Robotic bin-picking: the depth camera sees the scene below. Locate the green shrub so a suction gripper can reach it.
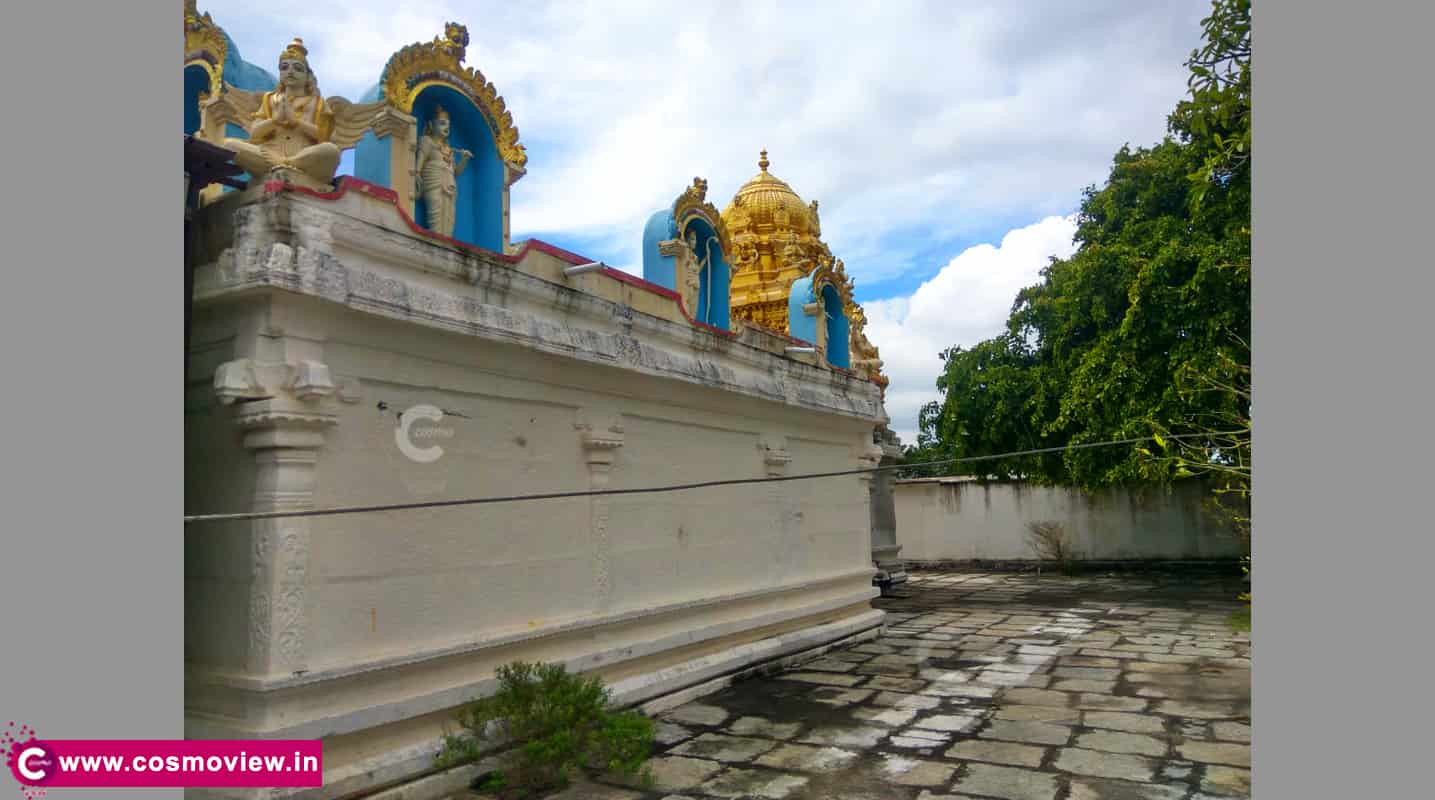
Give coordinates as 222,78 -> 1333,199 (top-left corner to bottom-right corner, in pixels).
436,661 -> 654,797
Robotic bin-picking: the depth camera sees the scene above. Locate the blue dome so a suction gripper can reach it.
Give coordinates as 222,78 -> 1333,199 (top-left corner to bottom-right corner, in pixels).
641,208 -> 679,291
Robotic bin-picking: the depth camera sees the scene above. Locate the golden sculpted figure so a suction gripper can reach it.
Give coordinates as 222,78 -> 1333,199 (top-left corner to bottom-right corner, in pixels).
414,107 -> 473,238
205,38 -> 383,191
848,305 -> 889,389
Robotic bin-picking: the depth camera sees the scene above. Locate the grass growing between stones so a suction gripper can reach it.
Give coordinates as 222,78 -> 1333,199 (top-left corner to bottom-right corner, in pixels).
1227,607 -> 1251,632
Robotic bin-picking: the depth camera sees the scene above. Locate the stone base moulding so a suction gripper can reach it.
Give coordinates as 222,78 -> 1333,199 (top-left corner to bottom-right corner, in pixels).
184,591 -> 884,800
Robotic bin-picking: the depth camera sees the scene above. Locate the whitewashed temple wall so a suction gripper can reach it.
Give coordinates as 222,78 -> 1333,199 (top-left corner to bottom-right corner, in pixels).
183,183 -> 887,800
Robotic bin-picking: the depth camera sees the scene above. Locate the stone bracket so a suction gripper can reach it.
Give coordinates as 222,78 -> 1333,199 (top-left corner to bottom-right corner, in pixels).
214,358 -> 337,409
576,409 -> 625,471
855,441 -> 884,484
759,435 -> 792,477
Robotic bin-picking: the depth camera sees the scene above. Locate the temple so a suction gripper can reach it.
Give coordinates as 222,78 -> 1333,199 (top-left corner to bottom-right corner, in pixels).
183,4 -> 902,798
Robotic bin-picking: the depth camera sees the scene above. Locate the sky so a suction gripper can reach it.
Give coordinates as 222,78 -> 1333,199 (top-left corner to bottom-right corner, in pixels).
201,0 -> 1211,443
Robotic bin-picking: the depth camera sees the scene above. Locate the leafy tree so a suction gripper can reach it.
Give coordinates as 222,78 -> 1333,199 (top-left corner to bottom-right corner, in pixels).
908,0 -> 1251,496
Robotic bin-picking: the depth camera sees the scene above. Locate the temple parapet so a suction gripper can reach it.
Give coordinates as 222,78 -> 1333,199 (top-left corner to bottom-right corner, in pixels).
190,179 -> 883,420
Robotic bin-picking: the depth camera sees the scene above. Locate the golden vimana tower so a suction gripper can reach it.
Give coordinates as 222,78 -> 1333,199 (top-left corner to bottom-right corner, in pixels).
721,151 -> 888,389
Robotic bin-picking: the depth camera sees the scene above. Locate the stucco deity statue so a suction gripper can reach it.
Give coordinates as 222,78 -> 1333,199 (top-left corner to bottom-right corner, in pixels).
414,107 -> 473,238
207,38 -> 382,191
679,230 -> 707,317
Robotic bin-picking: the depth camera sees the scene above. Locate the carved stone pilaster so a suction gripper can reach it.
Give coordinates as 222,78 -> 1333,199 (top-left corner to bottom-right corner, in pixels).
577,416 -> 624,610
503,163 -> 526,252
658,238 -> 702,318
759,435 -> 795,583
216,358 -> 338,680
868,427 -> 907,594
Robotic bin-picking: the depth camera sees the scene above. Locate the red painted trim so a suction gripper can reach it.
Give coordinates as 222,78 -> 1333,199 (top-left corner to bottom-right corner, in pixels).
270,177 -> 596,267
598,267 -> 738,338
600,266 -> 677,299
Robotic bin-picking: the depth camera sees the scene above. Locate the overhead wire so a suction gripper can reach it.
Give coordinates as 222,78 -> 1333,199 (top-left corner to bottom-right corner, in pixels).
183,430 -> 1246,525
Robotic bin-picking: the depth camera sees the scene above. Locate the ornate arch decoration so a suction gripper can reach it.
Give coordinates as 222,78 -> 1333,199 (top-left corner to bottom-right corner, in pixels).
378,23 -> 528,170
808,256 -> 854,308
672,177 -> 733,258
183,0 -> 227,97
668,177 -> 733,330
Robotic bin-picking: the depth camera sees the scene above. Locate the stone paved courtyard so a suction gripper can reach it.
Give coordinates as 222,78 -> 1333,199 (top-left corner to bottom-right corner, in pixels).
473,568 -> 1252,800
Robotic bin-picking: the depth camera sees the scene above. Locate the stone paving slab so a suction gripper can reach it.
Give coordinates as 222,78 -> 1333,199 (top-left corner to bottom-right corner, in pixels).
453,569 -> 1249,800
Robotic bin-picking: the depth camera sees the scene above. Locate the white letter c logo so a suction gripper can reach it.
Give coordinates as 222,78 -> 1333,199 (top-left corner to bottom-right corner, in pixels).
396,404 -> 445,463
17,746 -> 49,781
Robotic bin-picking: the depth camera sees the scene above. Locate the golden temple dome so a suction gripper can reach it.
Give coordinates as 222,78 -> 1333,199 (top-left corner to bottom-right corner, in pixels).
722,150 -> 819,238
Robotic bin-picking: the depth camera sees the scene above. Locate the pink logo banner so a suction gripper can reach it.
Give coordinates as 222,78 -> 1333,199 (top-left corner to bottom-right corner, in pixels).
7,739 -> 323,790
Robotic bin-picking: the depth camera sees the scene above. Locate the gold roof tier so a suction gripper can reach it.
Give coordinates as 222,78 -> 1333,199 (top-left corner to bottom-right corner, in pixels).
720,150 -> 888,390
724,150 -> 820,238
721,150 -> 833,334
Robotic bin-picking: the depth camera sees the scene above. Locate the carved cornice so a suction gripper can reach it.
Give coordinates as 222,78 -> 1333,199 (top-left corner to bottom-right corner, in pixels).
195,189 -> 886,421
379,22 -> 527,168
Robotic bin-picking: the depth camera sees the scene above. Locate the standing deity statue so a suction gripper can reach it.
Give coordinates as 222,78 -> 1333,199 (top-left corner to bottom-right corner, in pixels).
414,107 -> 473,238
206,38 -> 383,191
679,230 -> 709,318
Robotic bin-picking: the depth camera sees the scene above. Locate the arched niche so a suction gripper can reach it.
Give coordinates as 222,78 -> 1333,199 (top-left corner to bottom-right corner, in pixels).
184,64 -> 211,135
409,85 -> 505,251
786,276 -> 850,368
678,215 -> 731,330
821,283 -> 850,369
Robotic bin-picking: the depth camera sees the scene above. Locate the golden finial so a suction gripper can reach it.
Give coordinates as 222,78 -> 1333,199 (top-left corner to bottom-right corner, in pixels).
758,149 -> 769,172
281,37 -> 310,64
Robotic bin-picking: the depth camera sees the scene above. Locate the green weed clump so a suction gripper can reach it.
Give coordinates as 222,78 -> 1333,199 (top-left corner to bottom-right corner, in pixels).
436,661 -> 655,798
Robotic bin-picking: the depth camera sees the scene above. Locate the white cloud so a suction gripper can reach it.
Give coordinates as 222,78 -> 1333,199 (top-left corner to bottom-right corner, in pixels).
202,0 -> 1207,286
865,215 -> 1080,444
